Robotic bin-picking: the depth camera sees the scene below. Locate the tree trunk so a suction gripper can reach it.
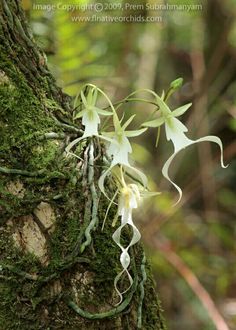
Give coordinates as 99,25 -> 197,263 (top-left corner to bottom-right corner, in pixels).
0,1 -> 166,329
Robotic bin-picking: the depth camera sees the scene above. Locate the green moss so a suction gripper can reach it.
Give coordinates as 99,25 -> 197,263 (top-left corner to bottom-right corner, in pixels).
49,188 -> 84,261
0,81 -> 56,167
0,48 -> 61,170
28,140 -> 60,170
89,225 -> 120,302
141,262 -> 166,330
0,228 -> 42,329
0,280 -> 43,330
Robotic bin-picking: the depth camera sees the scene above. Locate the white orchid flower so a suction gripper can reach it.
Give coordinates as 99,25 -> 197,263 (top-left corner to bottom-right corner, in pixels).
143,94 -> 228,204
112,182 -> 141,305
65,86 -> 113,155
75,87 -> 113,137
98,112 -> 147,197
105,114 -> 147,166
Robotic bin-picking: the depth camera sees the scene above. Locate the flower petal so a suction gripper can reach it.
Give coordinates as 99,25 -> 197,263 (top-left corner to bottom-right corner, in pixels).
80,90 -> 88,107
172,103 -> 192,117
98,134 -> 115,143
98,163 -> 147,202
74,109 -> 86,120
107,135 -> 132,166
162,152 -> 183,205
123,164 -> 148,188
101,131 -> 115,137
113,112 -> 122,131
196,135 -> 228,168
155,94 -> 172,116
141,191 -> 161,198
82,111 -> 100,137
142,117 -> 165,128
124,127 -> 147,137
162,134 -> 228,205
96,108 -> 113,116
165,117 -> 191,151
91,88 -> 98,106
112,200 -> 141,304
98,166 -> 113,199
113,268 -> 133,305
86,88 -> 95,105
122,114 -> 136,130
82,110 -> 100,125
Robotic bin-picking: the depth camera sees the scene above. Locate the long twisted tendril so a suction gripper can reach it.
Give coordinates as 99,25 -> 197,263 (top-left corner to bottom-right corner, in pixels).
112,182 -> 141,305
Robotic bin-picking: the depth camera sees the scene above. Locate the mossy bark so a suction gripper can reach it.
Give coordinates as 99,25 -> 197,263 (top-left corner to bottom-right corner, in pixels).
0,1 -> 166,329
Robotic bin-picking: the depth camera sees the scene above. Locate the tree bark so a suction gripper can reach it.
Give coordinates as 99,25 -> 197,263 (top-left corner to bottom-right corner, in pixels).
0,1 -> 166,329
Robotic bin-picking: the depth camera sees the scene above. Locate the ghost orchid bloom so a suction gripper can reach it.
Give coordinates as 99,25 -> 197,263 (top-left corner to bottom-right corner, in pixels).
98,112 -> 147,197
65,86 -> 112,155
112,180 -> 141,304
143,94 -> 228,204
106,114 -> 147,166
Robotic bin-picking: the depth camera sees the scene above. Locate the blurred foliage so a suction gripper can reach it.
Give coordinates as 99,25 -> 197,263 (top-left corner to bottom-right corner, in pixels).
27,0 -> 236,328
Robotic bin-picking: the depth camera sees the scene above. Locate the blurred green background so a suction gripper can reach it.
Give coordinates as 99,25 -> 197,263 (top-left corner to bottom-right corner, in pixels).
25,0 -> 236,328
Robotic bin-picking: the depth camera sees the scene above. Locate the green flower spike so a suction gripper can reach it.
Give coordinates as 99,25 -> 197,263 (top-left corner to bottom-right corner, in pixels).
143,94 -> 228,205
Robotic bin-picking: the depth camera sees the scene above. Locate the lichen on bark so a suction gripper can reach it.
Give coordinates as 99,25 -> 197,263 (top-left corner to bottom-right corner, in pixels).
0,1 -> 166,329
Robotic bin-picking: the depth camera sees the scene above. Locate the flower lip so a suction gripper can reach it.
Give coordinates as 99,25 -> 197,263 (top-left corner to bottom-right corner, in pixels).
112,180 -> 142,304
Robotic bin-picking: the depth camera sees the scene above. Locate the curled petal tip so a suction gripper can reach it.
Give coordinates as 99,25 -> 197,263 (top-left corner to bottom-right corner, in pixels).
221,160 -> 229,169
196,135 -> 228,170
172,192 -> 182,207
